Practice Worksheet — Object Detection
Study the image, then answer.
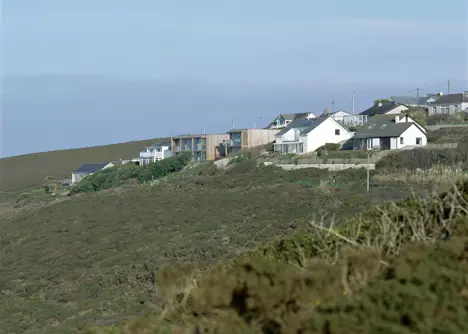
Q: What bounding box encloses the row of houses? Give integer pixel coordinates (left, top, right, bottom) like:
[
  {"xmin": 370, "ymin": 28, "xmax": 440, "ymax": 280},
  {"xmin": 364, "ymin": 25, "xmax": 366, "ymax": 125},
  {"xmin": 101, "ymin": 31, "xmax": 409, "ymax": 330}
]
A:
[{"xmin": 71, "ymin": 91, "xmax": 468, "ymax": 184}]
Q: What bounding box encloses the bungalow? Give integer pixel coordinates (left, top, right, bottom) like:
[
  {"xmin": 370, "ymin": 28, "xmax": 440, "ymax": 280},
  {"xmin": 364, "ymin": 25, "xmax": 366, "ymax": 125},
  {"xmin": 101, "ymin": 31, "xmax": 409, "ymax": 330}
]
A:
[
  {"xmin": 360, "ymin": 101, "xmax": 408, "ymax": 117},
  {"xmin": 390, "ymin": 93, "xmax": 442, "ymax": 108},
  {"xmin": 427, "ymin": 92, "xmax": 468, "ymax": 115},
  {"xmin": 352, "ymin": 114, "xmax": 427, "ymax": 150},
  {"xmin": 265, "ymin": 112, "xmax": 316, "ymax": 129},
  {"xmin": 71, "ymin": 162, "xmax": 114, "ymax": 184},
  {"xmin": 222, "ymin": 128, "xmax": 280, "ymax": 155},
  {"xmin": 273, "ymin": 116, "xmax": 353, "ymax": 154},
  {"xmin": 139, "ymin": 140, "xmax": 172, "ymax": 166}
]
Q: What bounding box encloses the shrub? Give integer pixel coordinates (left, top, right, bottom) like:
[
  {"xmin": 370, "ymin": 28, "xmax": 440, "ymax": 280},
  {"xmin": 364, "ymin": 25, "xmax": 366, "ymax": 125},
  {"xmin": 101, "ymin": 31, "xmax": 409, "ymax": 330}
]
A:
[
  {"xmin": 427, "ymin": 114, "xmax": 460, "ymax": 126},
  {"xmin": 70, "ymin": 152, "xmax": 192, "ymax": 194},
  {"xmin": 316, "ymin": 143, "xmax": 340, "ymax": 157},
  {"xmin": 228, "ymin": 155, "xmax": 250, "ymax": 165}
]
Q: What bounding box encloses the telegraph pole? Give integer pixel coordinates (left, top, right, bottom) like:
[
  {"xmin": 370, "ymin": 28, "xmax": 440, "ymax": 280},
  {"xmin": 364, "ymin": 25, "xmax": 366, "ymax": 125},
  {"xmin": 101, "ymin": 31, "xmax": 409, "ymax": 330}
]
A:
[
  {"xmin": 448, "ymin": 80, "xmax": 451, "ymax": 94},
  {"xmin": 352, "ymin": 90, "xmax": 356, "ymax": 115},
  {"xmin": 416, "ymin": 88, "xmax": 420, "ymax": 101}
]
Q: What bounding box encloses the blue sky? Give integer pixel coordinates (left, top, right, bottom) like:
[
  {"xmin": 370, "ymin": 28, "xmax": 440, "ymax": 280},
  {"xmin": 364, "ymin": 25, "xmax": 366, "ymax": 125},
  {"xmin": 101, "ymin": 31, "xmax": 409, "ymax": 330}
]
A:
[{"xmin": 1, "ymin": 0, "xmax": 467, "ymax": 157}]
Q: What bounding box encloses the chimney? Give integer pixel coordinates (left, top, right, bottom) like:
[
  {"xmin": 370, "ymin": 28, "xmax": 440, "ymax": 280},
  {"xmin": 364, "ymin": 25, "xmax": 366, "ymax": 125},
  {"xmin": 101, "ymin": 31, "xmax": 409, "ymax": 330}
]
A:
[
  {"xmin": 323, "ymin": 108, "xmax": 328, "ymax": 115},
  {"xmin": 378, "ymin": 102, "xmax": 383, "ymax": 107},
  {"xmin": 395, "ymin": 115, "xmax": 400, "ymax": 123}
]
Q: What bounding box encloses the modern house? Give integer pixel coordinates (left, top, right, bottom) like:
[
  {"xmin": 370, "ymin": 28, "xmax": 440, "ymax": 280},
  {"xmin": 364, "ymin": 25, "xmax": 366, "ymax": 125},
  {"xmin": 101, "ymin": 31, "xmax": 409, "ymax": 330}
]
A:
[
  {"xmin": 71, "ymin": 162, "xmax": 114, "ymax": 184},
  {"xmin": 171, "ymin": 133, "xmax": 229, "ymax": 161},
  {"xmin": 319, "ymin": 109, "xmax": 368, "ymax": 127},
  {"xmin": 221, "ymin": 128, "xmax": 280, "ymax": 155},
  {"xmin": 319, "ymin": 109, "xmax": 351, "ymax": 122},
  {"xmin": 427, "ymin": 92, "xmax": 468, "ymax": 115},
  {"xmin": 273, "ymin": 116, "xmax": 353, "ymax": 154},
  {"xmin": 139, "ymin": 141, "xmax": 172, "ymax": 166},
  {"xmin": 266, "ymin": 112, "xmax": 316, "ymax": 129},
  {"xmin": 359, "ymin": 101, "xmax": 409, "ymax": 117},
  {"xmin": 352, "ymin": 114, "xmax": 427, "ymax": 150}
]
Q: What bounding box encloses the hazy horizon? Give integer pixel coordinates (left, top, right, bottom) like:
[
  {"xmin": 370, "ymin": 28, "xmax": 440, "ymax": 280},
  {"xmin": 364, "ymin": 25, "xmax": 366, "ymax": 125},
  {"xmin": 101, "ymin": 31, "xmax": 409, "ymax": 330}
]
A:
[{"xmin": 1, "ymin": 0, "xmax": 467, "ymax": 157}]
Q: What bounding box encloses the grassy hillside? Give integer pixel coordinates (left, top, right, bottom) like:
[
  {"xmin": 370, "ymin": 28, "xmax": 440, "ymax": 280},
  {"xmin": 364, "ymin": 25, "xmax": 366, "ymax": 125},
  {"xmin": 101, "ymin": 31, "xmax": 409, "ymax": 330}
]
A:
[
  {"xmin": 90, "ymin": 175, "xmax": 468, "ymax": 334},
  {"xmin": 0, "ymin": 162, "xmax": 438, "ymax": 333},
  {"xmin": 0, "ymin": 138, "xmax": 163, "ymax": 197}
]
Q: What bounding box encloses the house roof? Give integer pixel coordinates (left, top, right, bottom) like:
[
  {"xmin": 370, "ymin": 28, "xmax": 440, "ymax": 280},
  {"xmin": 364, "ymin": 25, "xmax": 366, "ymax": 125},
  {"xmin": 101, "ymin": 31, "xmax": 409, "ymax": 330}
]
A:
[
  {"xmin": 428, "ymin": 93, "xmax": 468, "ymax": 105},
  {"xmin": 418, "ymin": 94, "xmax": 440, "ymax": 105},
  {"xmin": 359, "ymin": 101, "xmax": 402, "ymax": 116},
  {"xmin": 276, "ymin": 117, "xmax": 329, "ymax": 136},
  {"xmin": 145, "ymin": 140, "xmax": 171, "ymax": 148},
  {"xmin": 73, "ymin": 162, "xmax": 110, "ymax": 174},
  {"xmin": 353, "ymin": 115, "xmax": 418, "ymax": 139},
  {"xmin": 266, "ymin": 112, "xmax": 311, "ymax": 128},
  {"xmin": 390, "ymin": 96, "xmax": 419, "ymax": 106}
]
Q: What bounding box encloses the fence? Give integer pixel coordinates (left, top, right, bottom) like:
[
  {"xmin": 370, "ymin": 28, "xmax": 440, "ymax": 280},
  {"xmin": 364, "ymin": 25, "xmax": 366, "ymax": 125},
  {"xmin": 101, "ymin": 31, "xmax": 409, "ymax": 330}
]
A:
[{"xmin": 260, "ymin": 157, "xmax": 378, "ymax": 165}]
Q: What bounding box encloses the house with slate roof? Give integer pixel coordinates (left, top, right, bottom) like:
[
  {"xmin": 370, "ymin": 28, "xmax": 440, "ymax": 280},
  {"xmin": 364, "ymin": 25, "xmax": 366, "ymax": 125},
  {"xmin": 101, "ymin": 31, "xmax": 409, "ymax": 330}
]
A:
[
  {"xmin": 427, "ymin": 92, "xmax": 468, "ymax": 116},
  {"xmin": 352, "ymin": 114, "xmax": 427, "ymax": 150},
  {"xmin": 273, "ymin": 116, "xmax": 353, "ymax": 154},
  {"xmin": 359, "ymin": 101, "xmax": 408, "ymax": 117},
  {"xmin": 71, "ymin": 162, "xmax": 114, "ymax": 184},
  {"xmin": 390, "ymin": 94, "xmax": 442, "ymax": 108},
  {"xmin": 266, "ymin": 112, "xmax": 316, "ymax": 129},
  {"xmin": 139, "ymin": 140, "xmax": 173, "ymax": 166}
]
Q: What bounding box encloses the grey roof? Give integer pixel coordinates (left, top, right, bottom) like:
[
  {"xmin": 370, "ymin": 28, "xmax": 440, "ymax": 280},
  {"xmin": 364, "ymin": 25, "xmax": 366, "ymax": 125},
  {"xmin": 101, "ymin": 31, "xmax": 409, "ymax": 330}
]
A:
[
  {"xmin": 73, "ymin": 162, "xmax": 109, "ymax": 174},
  {"xmin": 353, "ymin": 115, "xmax": 416, "ymax": 139},
  {"xmin": 359, "ymin": 101, "xmax": 402, "ymax": 116},
  {"xmin": 418, "ymin": 94, "xmax": 440, "ymax": 105},
  {"xmin": 428, "ymin": 93, "xmax": 468, "ymax": 105},
  {"xmin": 390, "ymin": 96, "xmax": 419, "ymax": 106},
  {"xmin": 276, "ymin": 117, "xmax": 328, "ymax": 136},
  {"xmin": 267, "ymin": 112, "xmax": 310, "ymax": 127}
]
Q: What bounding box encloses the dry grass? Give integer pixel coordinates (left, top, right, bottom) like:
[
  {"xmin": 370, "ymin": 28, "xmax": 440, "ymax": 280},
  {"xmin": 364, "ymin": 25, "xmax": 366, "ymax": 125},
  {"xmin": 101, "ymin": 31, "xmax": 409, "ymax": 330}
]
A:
[{"xmin": 374, "ymin": 168, "xmax": 467, "ymax": 186}]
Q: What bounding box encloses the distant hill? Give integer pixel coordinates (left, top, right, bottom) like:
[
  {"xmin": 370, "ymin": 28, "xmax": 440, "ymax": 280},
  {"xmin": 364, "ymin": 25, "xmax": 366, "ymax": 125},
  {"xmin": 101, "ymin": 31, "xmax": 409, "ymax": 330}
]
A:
[{"xmin": 0, "ymin": 138, "xmax": 163, "ymax": 196}]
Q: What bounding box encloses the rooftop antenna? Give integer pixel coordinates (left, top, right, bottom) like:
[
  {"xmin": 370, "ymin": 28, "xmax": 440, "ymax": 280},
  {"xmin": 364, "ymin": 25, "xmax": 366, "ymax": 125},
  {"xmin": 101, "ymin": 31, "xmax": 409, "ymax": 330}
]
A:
[
  {"xmin": 332, "ymin": 100, "xmax": 335, "ymax": 112},
  {"xmin": 231, "ymin": 117, "xmax": 235, "ymax": 129}
]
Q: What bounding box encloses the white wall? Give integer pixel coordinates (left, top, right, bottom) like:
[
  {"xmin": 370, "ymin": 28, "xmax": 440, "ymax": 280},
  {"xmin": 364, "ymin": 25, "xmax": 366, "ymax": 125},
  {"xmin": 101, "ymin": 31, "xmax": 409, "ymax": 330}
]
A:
[
  {"xmin": 394, "ymin": 124, "xmax": 427, "ymax": 149},
  {"xmin": 304, "ymin": 119, "xmax": 353, "ymax": 153}
]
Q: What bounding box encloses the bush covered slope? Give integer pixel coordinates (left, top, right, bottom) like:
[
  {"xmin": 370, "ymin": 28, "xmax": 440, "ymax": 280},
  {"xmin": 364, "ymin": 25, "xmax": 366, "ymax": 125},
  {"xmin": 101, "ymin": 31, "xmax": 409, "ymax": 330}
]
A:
[
  {"xmin": 0, "ymin": 138, "xmax": 164, "ymax": 196},
  {"xmin": 91, "ymin": 178, "xmax": 468, "ymax": 334},
  {"xmin": 0, "ymin": 163, "xmax": 430, "ymax": 333}
]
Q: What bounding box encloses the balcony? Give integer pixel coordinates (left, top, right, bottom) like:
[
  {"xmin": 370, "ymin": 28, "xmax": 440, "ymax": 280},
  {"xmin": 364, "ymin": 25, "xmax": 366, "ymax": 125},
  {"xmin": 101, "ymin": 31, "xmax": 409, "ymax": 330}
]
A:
[{"xmin": 140, "ymin": 151, "xmax": 164, "ymax": 159}]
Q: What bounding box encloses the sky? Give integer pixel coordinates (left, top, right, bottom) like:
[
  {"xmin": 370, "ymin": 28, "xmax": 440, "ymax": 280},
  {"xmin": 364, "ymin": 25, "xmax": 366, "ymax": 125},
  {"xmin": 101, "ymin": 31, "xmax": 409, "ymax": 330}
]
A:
[{"xmin": 1, "ymin": 0, "xmax": 467, "ymax": 157}]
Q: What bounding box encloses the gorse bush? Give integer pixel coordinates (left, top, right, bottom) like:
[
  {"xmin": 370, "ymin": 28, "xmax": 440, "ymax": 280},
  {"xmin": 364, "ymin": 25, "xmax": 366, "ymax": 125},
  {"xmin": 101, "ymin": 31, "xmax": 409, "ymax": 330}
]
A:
[{"xmin": 70, "ymin": 152, "xmax": 192, "ymax": 194}]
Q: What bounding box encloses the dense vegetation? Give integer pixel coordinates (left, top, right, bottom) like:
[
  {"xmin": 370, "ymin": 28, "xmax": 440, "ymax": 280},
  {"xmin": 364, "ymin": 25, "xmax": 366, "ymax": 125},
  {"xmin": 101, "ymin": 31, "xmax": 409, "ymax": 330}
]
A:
[
  {"xmin": 89, "ymin": 174, "xmax": 468, "ymax": 333},
  {"xmin": 69, "ymin": 152, "xmax": 192, "ymax": 194},
  {"xmin": 0, "ymin": 161, "xmax": 437, "ymax": 333}
]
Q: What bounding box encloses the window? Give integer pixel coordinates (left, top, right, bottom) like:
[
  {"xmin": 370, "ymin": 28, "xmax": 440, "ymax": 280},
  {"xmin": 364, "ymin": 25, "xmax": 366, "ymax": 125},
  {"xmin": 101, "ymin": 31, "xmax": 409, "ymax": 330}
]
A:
[
  {"xmin": 400, "ymin": 137, "xmax": 404, "ymax": 145},
  {"xmin": 380, "ymin": 124, "xmax": 387, "ymax": 129},
  {"xmin": 368, "ymin": 124, "xmax": 376, "ymax": 129},
  {"xmin": 335, "ymin": 129, "xmax": 340, "ymax": 135},
  {"xmin": 416, "ymin": 137, "xmax": 422, "ymax": 145}
]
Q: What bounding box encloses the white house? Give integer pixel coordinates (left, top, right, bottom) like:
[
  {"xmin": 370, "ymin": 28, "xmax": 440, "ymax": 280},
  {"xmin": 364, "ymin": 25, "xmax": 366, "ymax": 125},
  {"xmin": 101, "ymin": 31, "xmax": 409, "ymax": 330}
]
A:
[
  {"xmin": 266, "ymin": 112, "xmax": 316, "ymax": 129},
  {"xmin": 360, "ymin": 101, "xmax": 409, "ymax": 117},
  {"xmin": 427, "ymin": 92, "xmax": 468, "ymax": 115},
  {"xmin": 273, "ymin": 116, "xmax": 353, "ymax": 154},
  {"xmin": 139, "ymin": 141, "xmax": 173, "ymax": 166},
  {"xmin": 352, "ymin": 114, "xmax": 427, "ymax": 150},
  {"xmin": 71, "ymin": 162, "xmax": 114, "ymax": 184}
]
